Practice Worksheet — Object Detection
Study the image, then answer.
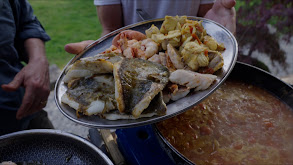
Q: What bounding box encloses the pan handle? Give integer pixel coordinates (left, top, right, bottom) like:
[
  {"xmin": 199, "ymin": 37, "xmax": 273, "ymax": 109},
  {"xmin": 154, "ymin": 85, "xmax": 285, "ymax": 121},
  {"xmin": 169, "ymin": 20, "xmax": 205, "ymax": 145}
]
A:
[
  {"xmin": 88, "ymin": 128, "xmax": 108, "ymax": 155},
  {"xmin": 89, "ymin": 128, "xmax": 126, "ymax": 165}
]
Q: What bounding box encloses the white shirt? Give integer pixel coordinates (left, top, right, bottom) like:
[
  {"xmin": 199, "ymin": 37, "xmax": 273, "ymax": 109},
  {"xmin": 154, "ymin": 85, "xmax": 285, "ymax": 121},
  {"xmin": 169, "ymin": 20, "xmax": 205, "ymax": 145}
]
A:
[{"xmin": 94, "ymin": 0, "xmax": 214, "ymax": 26}]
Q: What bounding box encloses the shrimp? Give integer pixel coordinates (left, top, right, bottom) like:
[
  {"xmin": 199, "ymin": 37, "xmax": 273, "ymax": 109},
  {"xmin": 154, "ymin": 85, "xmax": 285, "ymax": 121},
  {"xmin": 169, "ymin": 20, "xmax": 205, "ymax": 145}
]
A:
[
  {"xmin": 112, "ymin": 30, "xmax": 158, "ymax": 60},
  {"xmin": 112, "ymin": 30, "xmax": 147, "ymax": 47},
  {"xmin": 140, "ymin": 38, "xmax": 159, "ymax": 59},
  {"xmin": 122, "ymin": 39, "xmax": 146, "ymax": 59},
  {"xmin": 112, "ymin": 32, "xmax": 158, "ymax": 60},
  {"xmin": 124, "ymin": 46, "xmax": 146, "ymax": 59},
  {"xmin": 102, "ymin": 45, "xmax": 122, "ymax": 54}
]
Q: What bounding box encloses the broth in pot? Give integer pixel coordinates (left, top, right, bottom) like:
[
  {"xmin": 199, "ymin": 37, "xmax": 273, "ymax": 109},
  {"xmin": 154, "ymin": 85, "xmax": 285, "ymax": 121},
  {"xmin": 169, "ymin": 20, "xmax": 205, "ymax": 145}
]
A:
[{"xmin": 157, "ymin": 80, "xmax": 293, "ymax": 164}]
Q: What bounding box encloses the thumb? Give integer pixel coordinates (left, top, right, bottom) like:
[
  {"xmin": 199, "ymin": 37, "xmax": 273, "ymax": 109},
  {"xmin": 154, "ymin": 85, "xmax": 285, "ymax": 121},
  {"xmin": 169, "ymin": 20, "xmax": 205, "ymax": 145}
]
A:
[
  {"xmin": 213, "ymin": 0, "xmax": 236, "ymax": 10},
  {"xmin": 64, "ymin": 40, "xmax": 95, "ymax": 55},
  {"xmin": 1, "ymin": 74, "xmax": 23, "ymax": 92}
]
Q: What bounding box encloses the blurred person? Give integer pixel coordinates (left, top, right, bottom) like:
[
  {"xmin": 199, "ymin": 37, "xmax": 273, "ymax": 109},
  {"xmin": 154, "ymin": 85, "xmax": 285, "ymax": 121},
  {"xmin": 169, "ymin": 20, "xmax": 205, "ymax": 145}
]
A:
[
  {"xmin": 64, "ymin": 0, "xmax": 236, "ymax": 55},
  {"xmin": 95, "ymin": 0, "xmax": 236, "ymax": 36},
  {"xmin": 0, "ymin": 0, "xmax": 53, "ymax": 135},
  {"xmin": 66, "ymin": 0, "xmax": 236, "ymax": 54}
]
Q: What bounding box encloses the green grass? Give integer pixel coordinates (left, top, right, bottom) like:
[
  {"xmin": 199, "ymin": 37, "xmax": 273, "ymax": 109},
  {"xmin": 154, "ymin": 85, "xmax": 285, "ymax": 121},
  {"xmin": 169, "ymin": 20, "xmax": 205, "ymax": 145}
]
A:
[{"xmin": 29, "ymin": 0, "xmax": 102, "ymax": 69}]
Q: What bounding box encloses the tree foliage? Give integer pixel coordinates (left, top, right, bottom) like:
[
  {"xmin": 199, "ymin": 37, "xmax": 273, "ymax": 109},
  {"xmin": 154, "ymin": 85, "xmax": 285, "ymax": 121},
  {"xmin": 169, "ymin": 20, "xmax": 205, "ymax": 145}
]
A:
[{"xmin": 236, "ymin": 0, "xmax": 292, "ymax": 72}]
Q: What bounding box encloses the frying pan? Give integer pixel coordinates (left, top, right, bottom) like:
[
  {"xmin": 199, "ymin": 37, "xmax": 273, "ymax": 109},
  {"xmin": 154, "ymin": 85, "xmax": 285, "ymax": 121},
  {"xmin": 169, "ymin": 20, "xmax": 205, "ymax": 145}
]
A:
[
  {"xmin": 154, "ymin": 61, "xmax": 293, "ymax": 164},
  {"xmin": 0, "ymin": 129, "xmax": 113, "ymax": 165}
]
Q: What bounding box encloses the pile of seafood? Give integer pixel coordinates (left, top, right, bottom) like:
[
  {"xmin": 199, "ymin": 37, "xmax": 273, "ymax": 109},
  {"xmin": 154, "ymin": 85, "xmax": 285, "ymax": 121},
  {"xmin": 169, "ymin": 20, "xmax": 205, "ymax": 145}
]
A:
[{"xmin": 61, "ymin": 16, "xmax": 225, "ymax": 120}]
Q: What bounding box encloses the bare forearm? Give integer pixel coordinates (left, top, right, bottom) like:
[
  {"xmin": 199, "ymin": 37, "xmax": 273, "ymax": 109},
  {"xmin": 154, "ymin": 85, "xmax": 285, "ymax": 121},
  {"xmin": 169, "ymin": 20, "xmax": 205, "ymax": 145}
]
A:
[
  {"xmin": 96, "ymin": 5, "xmax": 123, "ymax": 36},
  {"xmin": 24, "ymin": 38, "xmax": 48, "ymax": 65},
  {"xmin": 2, "ymin": 38, "xmax": 50, "ymax": 119}
]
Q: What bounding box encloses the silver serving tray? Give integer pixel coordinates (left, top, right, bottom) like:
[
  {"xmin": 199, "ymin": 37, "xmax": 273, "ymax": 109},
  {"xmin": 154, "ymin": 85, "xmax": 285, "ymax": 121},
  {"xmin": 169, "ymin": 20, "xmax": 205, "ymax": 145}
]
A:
[{"xmin": 54, "ymin": 17, "xmax": 238, "ymax": 129}]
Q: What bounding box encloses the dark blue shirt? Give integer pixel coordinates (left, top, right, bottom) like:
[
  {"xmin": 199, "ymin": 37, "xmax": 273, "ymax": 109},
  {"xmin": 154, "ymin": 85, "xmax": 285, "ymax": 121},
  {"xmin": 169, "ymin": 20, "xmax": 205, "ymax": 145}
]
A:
[{"xmin": 0, "ymin": 0, "xmax": 50, "ymax": 133}]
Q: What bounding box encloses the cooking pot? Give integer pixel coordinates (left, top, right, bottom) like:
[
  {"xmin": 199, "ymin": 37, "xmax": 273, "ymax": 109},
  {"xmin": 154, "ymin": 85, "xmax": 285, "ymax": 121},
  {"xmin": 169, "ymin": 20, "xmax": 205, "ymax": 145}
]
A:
[
  {"xmin": 155, "ymin": 61, "xmax": 293, "ymax": 164},
  {"xmin": 0, "ymin": 129, "xmax": 113, "ymax": 165},
  {"xmin": 116, "ymin": 61, "xmax": 293, "ymax": 165}
]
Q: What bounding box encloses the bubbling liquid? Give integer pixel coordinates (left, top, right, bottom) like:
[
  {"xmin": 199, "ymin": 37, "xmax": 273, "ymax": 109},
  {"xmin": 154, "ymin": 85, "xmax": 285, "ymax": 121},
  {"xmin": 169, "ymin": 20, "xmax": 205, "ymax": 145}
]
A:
[{"xmin": 157, "ymin": 80, "xmax": 293, "ymax": 165}]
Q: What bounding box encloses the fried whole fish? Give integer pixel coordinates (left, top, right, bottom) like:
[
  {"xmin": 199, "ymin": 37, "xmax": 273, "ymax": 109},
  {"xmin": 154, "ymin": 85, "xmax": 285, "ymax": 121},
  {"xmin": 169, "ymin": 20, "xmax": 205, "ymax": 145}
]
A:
[{"xmin": 113, "ymin": 58, "xmax": 169, "ymax": 118}]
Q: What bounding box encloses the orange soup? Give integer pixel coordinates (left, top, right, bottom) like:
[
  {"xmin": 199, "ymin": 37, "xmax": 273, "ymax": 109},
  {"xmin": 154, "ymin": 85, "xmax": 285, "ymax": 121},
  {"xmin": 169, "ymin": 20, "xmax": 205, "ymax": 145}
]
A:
[{"xmin": 157, "ymin": 80, "xmax": 293, "ymax": 164}]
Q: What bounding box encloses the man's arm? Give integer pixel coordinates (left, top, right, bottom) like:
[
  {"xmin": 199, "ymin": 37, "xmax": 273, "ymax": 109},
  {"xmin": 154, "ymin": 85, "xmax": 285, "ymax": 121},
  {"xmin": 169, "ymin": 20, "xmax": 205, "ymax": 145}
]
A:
[
  {"xmin": 96, "ymin": 4, "xmax": 123, "ymax": 36},
  {"xmin": 1, "ymin": 0, "xmax": 51, "ymax": 119},
  {"xmin": 2, "ymin": 38, "xmax": 50, "ymax": 119}
]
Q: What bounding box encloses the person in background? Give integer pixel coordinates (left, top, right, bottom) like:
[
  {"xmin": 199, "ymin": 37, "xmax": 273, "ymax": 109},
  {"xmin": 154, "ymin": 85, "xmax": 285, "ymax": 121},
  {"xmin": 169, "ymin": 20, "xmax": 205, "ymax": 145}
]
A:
[
  {"xmin": 95, "ymin": 0, "xmax": 236, "ymax": 36},
  {"xmin": 0, "ymin": 0, "xmax": 53, "ymax": 135},
  {"xmin": 64, "ymin": 0, "xmax": 236, "ymax": 55}
]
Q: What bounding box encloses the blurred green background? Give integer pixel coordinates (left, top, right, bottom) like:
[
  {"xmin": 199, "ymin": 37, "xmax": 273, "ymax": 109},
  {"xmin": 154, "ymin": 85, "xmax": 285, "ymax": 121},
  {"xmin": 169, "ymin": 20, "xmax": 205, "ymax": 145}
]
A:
[
  {"xmin": 29, "ymin": 0, "xmax": 244, "ymax": 69},
  {"xmin": 30, "ymin": 0, "xmax": 102, "ymax": 69},
  {"xmin": 29, "ymin": 0, "xmax": 292, "ymax": 77}
]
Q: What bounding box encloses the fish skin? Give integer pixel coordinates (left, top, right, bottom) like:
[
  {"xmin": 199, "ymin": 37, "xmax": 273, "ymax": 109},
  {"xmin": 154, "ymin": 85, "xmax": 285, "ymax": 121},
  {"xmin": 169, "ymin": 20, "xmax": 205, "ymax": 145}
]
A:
[
  {"xmin": 113, "ymin": 58, "xmax": 169, "ymax": 118},
  {"xmin": 102, "ymin": 92, "xmax": 167, "ymax": 120},
  {"xmin": 63, "ymin": 75, "xmax": 116, "ymax": 115},
  {"xmin": 63, "ymin": 53, "xmax": 123, "ymax": 83}
]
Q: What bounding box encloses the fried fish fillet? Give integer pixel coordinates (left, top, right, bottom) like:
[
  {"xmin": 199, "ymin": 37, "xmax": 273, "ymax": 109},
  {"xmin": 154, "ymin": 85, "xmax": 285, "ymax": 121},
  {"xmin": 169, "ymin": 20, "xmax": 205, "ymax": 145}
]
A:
[
  {"xmin": 103, "ymin": 92, "xmax": 167, "ymax": 120},
  {"xmin": 63, "ymin": 53, "xmax": 122, "ymax": 83},
  {"xmin": 208, "ymin": 50, "xmax": 224, "ymax": 72},
  {"xmin": 169, "ymin": 69, "xmax": 217, "ymax": 91},
  {"xmin": 167, "ymin": 43, "xmax": 185, "ymax": 69},
  {"xmin": 113, "ymin": 58, "xmax": 169, "ymax": 118},
  {"xmin": 61, "ymin": 75, "xmax": 116, "ymax": 116}
]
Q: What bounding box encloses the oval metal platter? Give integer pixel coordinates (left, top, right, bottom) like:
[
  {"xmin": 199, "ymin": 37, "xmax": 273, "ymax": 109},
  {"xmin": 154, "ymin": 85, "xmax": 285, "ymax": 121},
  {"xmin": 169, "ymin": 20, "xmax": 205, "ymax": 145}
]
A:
[{"xmin": 54, "ymin": 17, "xmax": 238, "ymax": 129}]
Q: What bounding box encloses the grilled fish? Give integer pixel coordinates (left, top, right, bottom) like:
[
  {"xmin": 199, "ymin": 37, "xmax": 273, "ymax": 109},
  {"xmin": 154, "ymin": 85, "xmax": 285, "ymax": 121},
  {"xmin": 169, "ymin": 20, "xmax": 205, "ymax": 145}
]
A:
[
  {"xmin": 63, "ymin": 53, "xmax": 122, "ymax": 83},
  {"xmin": 169, "ymin": 69, "xmax": 217, "ymax": 91},
  {"xmin": 113, "ymin": 58, "xmax": 169, "ymax": 118},
  {"xmin": 61, "ymin": 75, "xmax": 116, "ymax": 116},
  {"xmin": 103, "ymin": 92, "xmax": 167, "ymax": 120}
]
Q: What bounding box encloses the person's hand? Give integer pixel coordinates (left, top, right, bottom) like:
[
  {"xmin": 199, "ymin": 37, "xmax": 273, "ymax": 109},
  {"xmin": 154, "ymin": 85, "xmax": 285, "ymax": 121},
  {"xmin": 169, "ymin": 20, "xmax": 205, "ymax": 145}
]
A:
[
  {"xmin": 2, "ymin": 38, "xmax": 50, "ymax": 120},
  {"xmin": 204, "ymin": 0, "xmax": 236, "ymax": 35},
  {"xmin": 1, "ymin": 59, "xmax": 50, "ymax": 120},
  {"xmin": 64, "ymin": 40, "xmax": 94, "ymax": 54}
]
